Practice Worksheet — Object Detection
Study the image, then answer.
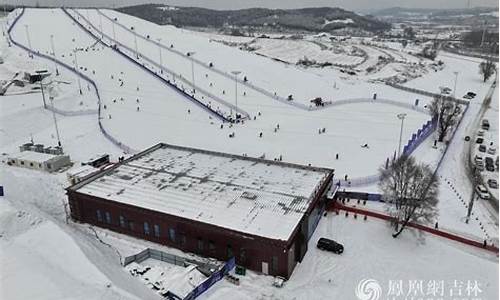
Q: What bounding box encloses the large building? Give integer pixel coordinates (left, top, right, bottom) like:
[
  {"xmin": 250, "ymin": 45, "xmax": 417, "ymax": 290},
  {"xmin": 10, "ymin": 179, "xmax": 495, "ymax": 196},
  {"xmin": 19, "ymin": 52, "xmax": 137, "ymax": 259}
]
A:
[{"xmin": 67, "ymin": 143, "xmax": 333, "ymax": 278}]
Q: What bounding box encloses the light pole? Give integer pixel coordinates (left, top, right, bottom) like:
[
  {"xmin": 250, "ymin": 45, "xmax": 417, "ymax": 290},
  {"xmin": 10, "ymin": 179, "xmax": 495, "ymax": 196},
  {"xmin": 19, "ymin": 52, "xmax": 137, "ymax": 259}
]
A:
[
  {"xmin": 397, "ymin": 113, "xmax": 407, "ymax": 157},
  {"xmin": 112, "ymin": 17, "xmax": 117, "ymax": 41},
  {"xmin": 131, "ymin": 26, "xmax": 139, "ymax": 59},
  {"xmin": 231, "ymin": 71, "xmax": 241, "ymax": 119},
  {"xmin": 187, "ymin": 51, "xmax": 196, "ymax": 94},
  {"xmin": 98, "ymin": 10, "xmax": 103, "ymax": 38},
  {"xmin": 73, "ymin": 47, "xmax": 83, "ymax": 95},
  {"xmin": 49, "ymin": 91, "xmax": 62, "ymax": 147},
  {"xmin": 157, "ymin": 38, "xmax": 163, "ymax": 74},
  {"xmin": 453, "ymin": 71, "xmax": 459, "ymax": 98},
  {"xmin": 50, "ymin": 35, "xmax": 59, "ymax": 76},
  {"xmin": 24, "ymin": 24, "xmax": 32, "ymax": 58}
]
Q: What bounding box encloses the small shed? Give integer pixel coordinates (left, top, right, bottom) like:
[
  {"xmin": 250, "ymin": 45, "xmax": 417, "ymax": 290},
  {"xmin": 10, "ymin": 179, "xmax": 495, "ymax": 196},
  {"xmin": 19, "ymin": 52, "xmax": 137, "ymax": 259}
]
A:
[{"xmin": 7, "ymin": 151, "xmax": 71, "ymax": 172}]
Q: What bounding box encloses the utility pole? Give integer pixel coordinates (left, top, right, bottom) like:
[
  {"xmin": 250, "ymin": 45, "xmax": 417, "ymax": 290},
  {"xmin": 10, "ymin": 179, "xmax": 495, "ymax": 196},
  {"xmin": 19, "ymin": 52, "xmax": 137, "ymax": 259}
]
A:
[
  {"xmin": 73, "ymin": 48, "xmax": 83, "ymax": 95},
  {"xmin": 187, "ymin": 51, "xmax": 196, "ymax": 94},
  {"xmin": 24, "ymin": 24, "xmax": 32, "ymax": 58},
  {"xmin": 49, "ymin": 94, "xmax": 62, "ymax": 147},
  {"xmin": 231, "ymin": 71, "xmax": 241, "ymax": 119},
  {"xmin": 397, "ymin": 113, "xmax": 407, "ymax": 157},
  {"xmin": 50, "ymin": 34, "xmax": 59, "ymax": 76},
  {"xmin": 157, "ymin": 38, "xmax": 163, "ymax": 74}
]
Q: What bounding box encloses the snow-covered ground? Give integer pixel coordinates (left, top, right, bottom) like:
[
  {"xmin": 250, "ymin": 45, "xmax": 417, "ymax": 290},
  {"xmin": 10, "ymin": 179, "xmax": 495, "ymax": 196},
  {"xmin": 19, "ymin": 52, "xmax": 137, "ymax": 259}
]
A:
[{"xmin": 0, "ymin": 7, "xmax": 498, "ymax": 300}]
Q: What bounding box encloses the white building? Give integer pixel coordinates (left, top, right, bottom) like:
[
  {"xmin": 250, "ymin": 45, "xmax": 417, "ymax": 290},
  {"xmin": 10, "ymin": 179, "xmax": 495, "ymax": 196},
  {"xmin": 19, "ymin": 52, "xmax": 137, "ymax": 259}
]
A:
[{"xmin": 7, "ymin": 151, "xmax": 71, "ymax": 172}]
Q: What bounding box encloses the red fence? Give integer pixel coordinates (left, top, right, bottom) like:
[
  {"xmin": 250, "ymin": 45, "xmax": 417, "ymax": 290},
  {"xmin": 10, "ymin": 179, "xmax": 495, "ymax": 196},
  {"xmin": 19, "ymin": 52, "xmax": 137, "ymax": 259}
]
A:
[{"xmin": 327, "ymin": 201, "xmax": 499, "ymax": 254}]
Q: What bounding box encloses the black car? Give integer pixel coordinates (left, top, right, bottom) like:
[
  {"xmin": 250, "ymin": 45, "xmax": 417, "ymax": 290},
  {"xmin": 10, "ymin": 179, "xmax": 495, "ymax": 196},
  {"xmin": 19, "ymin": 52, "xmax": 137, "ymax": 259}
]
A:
[
  {"xmin": 479, "ymin": 145, "xmax": 487, "ymax": 152},
  {"xmin": 486, "ymin": 164, "xmax": 495, "ymax": 172},
  {"xmin": 317, "ymin": 238, "xmax": 344, "ymax": 254},
  {"xmin": 485, "ymin": 157, "xmax": 494, "ymax": 166},
  {"xmin": 476, "ymin": 138, "xmax": 484, "ymax": 144}
]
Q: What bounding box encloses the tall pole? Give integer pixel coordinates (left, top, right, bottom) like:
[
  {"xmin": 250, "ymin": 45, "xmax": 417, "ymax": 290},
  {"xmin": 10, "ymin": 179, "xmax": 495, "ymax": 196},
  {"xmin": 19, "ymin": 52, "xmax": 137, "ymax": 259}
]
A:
[
  {"xmin": 73, "ymin": 49, "xmax": 82, "ymax": 95},
  {"xmin": 50, "ymin": 35, "xmax": 59, "ymax": 76},
  {"xmin": 157, "ymin": 38, "xmax": 163, "ymax": 74},
  {"xmin": 453, "ymin": 71, "xmax": 458, "ymax": 98},
  {"xmin": 132, "ymin": 27, "xmax": 138, "ymax": 59},
  {"xmin": 24, "ymin": 24, "xmax": 32, "ymax": 58},
  {"xmin": 397, "ymin": 113, "xmax": 407, "ymax": 157},
  {"xmin": 98, "ymin": 10, "xmax": 103, "ymax": 38},
  {"xmin": 187, "ymin": 51, "xmax": 196, "ymax": 94},
  {"xmin": 231, "ymin": 71, "xmax": 241, "ymax": 119},
  {"xmin": 49, "ymin": 94, "xmax": 62, "ymax": 147},
  {"xmin": 112, "ymin": 17, "xmax": 117, "ymax": 41}
]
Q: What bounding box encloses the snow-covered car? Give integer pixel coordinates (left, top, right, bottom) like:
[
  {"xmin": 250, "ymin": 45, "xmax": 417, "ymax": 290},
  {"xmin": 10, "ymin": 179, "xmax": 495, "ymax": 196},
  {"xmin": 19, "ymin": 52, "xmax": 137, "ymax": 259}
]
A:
[
  {"xmin": 482, "ymin": 119, "xmax": 490, "ymax": 130},
  {"xmin": 479, "ymin": 145, "xmax": 487, "ymax": 152},
  {"xmin": 477, "ymin": 130, "xmax": 485, "ymax": 137},
  {"xmin": 475, "ymin": 185, "xmax": 490, "ymax": 199},
  {"xmin": 487, "ymin": 179, "xmax": 498, "ymax": 189},
  {"xmin": 488, "ymin": 147, "xmax": 496, "ymax": 155},
  {"xmin": 475, "ymin": 155, "xmax": 484, "ymax": 165}
]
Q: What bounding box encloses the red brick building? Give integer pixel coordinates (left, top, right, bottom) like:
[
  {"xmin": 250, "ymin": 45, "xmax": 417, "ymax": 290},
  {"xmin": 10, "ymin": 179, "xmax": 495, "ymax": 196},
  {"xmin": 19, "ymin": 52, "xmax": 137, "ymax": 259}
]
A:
[{"xmin": 67, "ymin": 143, "xmax": 333, "ymax": 278}]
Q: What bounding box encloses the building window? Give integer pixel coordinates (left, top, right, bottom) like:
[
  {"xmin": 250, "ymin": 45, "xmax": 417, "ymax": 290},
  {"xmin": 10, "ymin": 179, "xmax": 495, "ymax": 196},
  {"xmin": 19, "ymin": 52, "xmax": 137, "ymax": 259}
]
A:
[
  {"xmin": 143, "ymin": 222, "xmax": 150, "ymax": 235},
  {"xmin": 271, "ymin": 256, "xmax": 278, "ymax": 273},
  {"xmin": 153, "ymin": 224, "xmax": 160, "ymax": 238},
  {"xmin": 197, "ymin": 238, "xmax": 204, "ymax": 252},
  {"xmin": 119, "ymin": 215, "xmax": 126, "ymax": 228},
  {"xmin": 29, "ymin": 162, "xmax": 34, "ymax": 167},
  {"xmin": 129, "ymin": 221, "xmax": 135, "ymax": 231},
  {"xmin": 96, "ymin": 210, "xmax": 103, "ymax": 222},
  {"xmin": 240, "ymin": 248, "xmax": 246, "ymax": 264},
  {"xmin": 180, "ymin": 234, "xmax": 186, "ymax": 247},
  {"xmin": 20, "ymin": 161, "xmax": 24, "ymax": 165},
  {"xmin": 38, "ymin": 163, "xmax": 42, "ymax": 168},
  {"xmin": 208, "ymin": 240, "xmax": 215, "ymax": 255},
  {"xmin": 47, "ymin": 163, "xmax": 52, "ymax": 169},
  {"xmin": 105, "ymin": 212, "xmax": 111, "ymax": 224},
  {"xmin": 168, "ymin": 228, "xmax": 176, "ymax": 242},
  {"xmin": 227, "ymin": 245, "xmax": 233, "ymax": 259}
]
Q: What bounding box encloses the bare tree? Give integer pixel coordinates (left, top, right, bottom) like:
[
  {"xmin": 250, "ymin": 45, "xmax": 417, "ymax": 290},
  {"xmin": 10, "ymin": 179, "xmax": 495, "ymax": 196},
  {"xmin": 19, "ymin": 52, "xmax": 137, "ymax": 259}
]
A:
[
  {"xmin": 479, "ymin": 59, "xmax": 496, "ymax": 82},
  {"xmin": 379, "ymin": 155, "xmax": 439, "ymax": 238},
  {"xmin": 430, "ymin": 95, "xmax": 462, "ymax": 142}
]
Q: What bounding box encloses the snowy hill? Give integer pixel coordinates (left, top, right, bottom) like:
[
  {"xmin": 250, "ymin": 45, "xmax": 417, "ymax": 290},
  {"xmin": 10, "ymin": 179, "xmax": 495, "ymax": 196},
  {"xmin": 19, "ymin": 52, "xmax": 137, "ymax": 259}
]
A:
[{"xmin": 118, "ymin": 4, "xmax": 391, "ymax": 33}]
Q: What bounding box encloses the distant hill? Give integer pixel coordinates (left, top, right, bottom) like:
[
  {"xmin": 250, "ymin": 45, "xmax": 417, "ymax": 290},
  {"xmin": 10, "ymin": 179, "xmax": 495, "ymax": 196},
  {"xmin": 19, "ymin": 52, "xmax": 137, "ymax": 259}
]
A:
[
  {"xmin": 118, "ymin": 4, "xmax": 391, "ymax": 33},
  {"xmin": 373, "ymin": 6, "xmax": 499, "ymax": 22}
]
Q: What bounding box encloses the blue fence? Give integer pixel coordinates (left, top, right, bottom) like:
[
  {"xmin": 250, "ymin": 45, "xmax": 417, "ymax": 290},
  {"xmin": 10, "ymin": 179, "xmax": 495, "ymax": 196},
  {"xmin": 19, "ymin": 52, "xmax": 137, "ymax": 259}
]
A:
[
  {"xmin": 402, "ymin": 116, "xmax": 438, "ymax": 156},
  {"xmin": 166, "ymin": 257, "xmax": 235, "ymax": 300}
]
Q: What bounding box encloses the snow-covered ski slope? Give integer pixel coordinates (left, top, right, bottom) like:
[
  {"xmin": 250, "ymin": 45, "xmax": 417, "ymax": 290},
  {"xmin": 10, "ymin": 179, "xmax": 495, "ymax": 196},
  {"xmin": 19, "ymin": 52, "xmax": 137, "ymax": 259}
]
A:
[
  {"xmin": 1, "ymin": 7, "xmax": 498, "ymax": 300},
  {"xmin": 9, "ymin": 8, "xmax": 436, "ymax": 179}
]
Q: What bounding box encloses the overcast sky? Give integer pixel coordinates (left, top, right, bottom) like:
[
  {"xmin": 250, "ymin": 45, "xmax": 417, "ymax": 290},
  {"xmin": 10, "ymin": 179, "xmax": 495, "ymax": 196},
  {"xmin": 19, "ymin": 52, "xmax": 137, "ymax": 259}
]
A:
[{"xmin": 6, "ymin": 0, "xmax": 499, "ymax": 12}]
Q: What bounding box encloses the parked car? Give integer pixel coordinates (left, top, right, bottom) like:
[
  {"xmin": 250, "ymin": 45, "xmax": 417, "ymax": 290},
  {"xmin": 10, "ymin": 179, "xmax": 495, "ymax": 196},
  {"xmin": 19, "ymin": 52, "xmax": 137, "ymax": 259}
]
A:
[
  {"xmin": 485, "ymin": 157, "xmax": 494, "ymax": 166},
  {"xmin": 317, "ymin": 238, "xmax": 344, "ymax": 254},
  {"xmin": 467, "ymin": 91, "xmax": 477, "ymax": 98},
  {"xmin": 486, "ymin": 164, "xmax": 495, "ymax": 172},
  {"xmin": 476, "ymin": 137, "xmax": 484, "ymax": 144},
  {"xmin": 488, "ymin": 179, "xmax": 498, "ymax": 189},
  {"xmin": 481, "ymin": 119, "xmax": 490, "ymax": 130},
  {"xmin": 475, "ymin": 184, "xmax": 491, "ymax": 199},
  {"xmin": 475, "ymin": 155, "xmax": 484, "ymax": 164},
  {"xmin": 477, "ymin": 130, "xmax": 485, "ymax": 137},
  {"xmin": 488, "ymin": 147, "xmax": 496, "ymax": 155},
  {"xmin": 478, "ymin": 145, "xmax": 487, "ymax": 152}
]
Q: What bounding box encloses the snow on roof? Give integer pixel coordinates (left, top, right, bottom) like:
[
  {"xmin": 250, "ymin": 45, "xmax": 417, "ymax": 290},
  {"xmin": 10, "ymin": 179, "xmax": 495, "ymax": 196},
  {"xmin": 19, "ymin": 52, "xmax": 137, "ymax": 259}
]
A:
[
  {"xmin": 72, "ymin": 144, "xmax": 332, "ymax": 241},
  {"xmin": 9, "ymin": 151, "xmax": 59, "ymax": 163}
]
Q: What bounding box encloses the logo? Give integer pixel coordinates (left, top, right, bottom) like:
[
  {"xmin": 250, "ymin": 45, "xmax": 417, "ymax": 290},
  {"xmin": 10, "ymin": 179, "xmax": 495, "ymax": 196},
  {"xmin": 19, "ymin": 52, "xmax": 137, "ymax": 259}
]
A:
[{"xmin": 356, "ymin": 278, "xmax": 382, "ymax": 300}]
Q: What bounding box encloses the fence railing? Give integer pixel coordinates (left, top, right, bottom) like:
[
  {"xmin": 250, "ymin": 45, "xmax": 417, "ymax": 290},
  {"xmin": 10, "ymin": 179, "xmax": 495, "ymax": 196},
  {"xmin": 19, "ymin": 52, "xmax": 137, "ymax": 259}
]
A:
[
  {"xmin": 385, "ymin": 82, "xmax": 469, "ymax": 105},
  {"xmin": 123, "ymin": 247, "xmax": 235, "ymax": 300}
]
